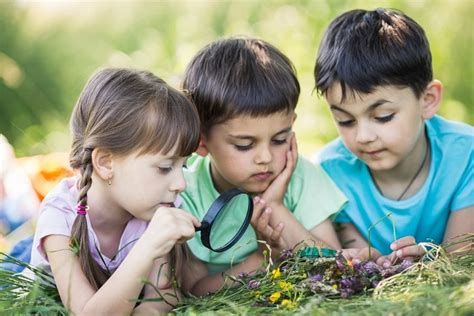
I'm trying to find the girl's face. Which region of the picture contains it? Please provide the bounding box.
[109,149,188,221]
[325,84,426,173]
[201,111,295,193]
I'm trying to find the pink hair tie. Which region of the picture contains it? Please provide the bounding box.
[76,204,88,216]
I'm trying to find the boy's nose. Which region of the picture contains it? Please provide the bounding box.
[355,124,376,143]
[254,146,272,164]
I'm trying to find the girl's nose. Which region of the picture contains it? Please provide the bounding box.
[170,169,186,193]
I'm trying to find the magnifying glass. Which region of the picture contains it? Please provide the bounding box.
[195,188,253,252]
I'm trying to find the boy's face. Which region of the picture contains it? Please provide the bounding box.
[325,84,426,172]
[201,111,295,193]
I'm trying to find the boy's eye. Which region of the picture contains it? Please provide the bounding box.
[375,113,395,123]
[272,138,288,145]
[234,144,253,151]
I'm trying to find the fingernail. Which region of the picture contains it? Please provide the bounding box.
[254,196,260,203]
[396,250,402,257]
[390,243,397,250]
[383,261,391,268]
[265,208,272,214]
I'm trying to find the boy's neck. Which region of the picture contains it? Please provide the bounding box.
[370,130,431,201]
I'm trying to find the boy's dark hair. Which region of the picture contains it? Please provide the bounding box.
[315,8,432,100]
[183,37,300,135]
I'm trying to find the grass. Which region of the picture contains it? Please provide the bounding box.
[0,235,472,315]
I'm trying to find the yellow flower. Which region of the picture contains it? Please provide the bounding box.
[254,291,262,299]
[278,281,294,291]
[269,291,281,303]
[281,299,296,309]
[271,268,281,279]
[332,284,338,289]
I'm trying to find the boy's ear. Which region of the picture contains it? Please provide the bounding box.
[195,134,209,157]
[91,148,114,181]
[420,80,443,119]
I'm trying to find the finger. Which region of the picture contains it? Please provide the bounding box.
[390,236,416,251]
[270,222,284,242]
[395,244,425,258]
[257,208,272,233]
[251,197,266,224]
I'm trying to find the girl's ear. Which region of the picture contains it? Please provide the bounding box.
[91,148,114,181]
[420,80,443,119]
[195,134,209,157]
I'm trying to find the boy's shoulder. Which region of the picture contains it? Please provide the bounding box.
[428,115,473,137]
[314,138,356,166]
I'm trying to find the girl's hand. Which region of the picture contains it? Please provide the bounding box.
[259,133,298,207]
[141,207,200,259]
[251,196,286,259]
[376,236,424,267]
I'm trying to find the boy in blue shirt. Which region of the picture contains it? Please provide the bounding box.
[314,8,473,266]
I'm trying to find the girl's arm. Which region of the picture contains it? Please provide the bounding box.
[132,255,182,315]
[45,207,199,315]
[44,234,158,315]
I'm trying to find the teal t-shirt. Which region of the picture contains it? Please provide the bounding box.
[180,155,347,273]
[316,115,474,255]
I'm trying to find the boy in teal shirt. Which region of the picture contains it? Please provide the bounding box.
[314,8,473,265]
[181,37,347,294]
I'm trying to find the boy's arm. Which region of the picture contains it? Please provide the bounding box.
[443,206,473,252]
[190,251,264,296]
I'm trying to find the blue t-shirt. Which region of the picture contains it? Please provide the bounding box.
[316,115,473,255]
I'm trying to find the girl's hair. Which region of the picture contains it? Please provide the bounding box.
[183,37,300,135]
[69,68,200,289]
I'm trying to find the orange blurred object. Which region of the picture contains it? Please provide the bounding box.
[17,152,75,201]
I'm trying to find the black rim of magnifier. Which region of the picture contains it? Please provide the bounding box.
[196,188,253,252]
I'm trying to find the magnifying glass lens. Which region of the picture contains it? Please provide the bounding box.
[209,193,250,250]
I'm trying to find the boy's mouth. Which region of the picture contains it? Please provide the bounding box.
[252,171,273,181]
[363,149,386,159]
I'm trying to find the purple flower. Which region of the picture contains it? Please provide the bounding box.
[279,249,293,261]
[248,279,260,289]
[237,272,249,279]
[361,261,382,275]
[309,274,323,282]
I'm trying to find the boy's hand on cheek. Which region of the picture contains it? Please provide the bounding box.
[259,133,298,209]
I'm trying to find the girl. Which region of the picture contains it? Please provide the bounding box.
[28,68,207,314]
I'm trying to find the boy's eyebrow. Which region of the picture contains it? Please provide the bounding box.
[229,127,292,139]
[330,99,391,114]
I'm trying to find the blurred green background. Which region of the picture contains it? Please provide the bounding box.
[1,0,472,158]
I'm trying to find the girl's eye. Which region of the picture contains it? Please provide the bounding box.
[272,138,287,145]
[337,119,355,127]
[375,113,395,123]
[158,167,172,174]
[234,144,253,151]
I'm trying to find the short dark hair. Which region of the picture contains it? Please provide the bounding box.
[315,8,432,101]
[183,37,300,134]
